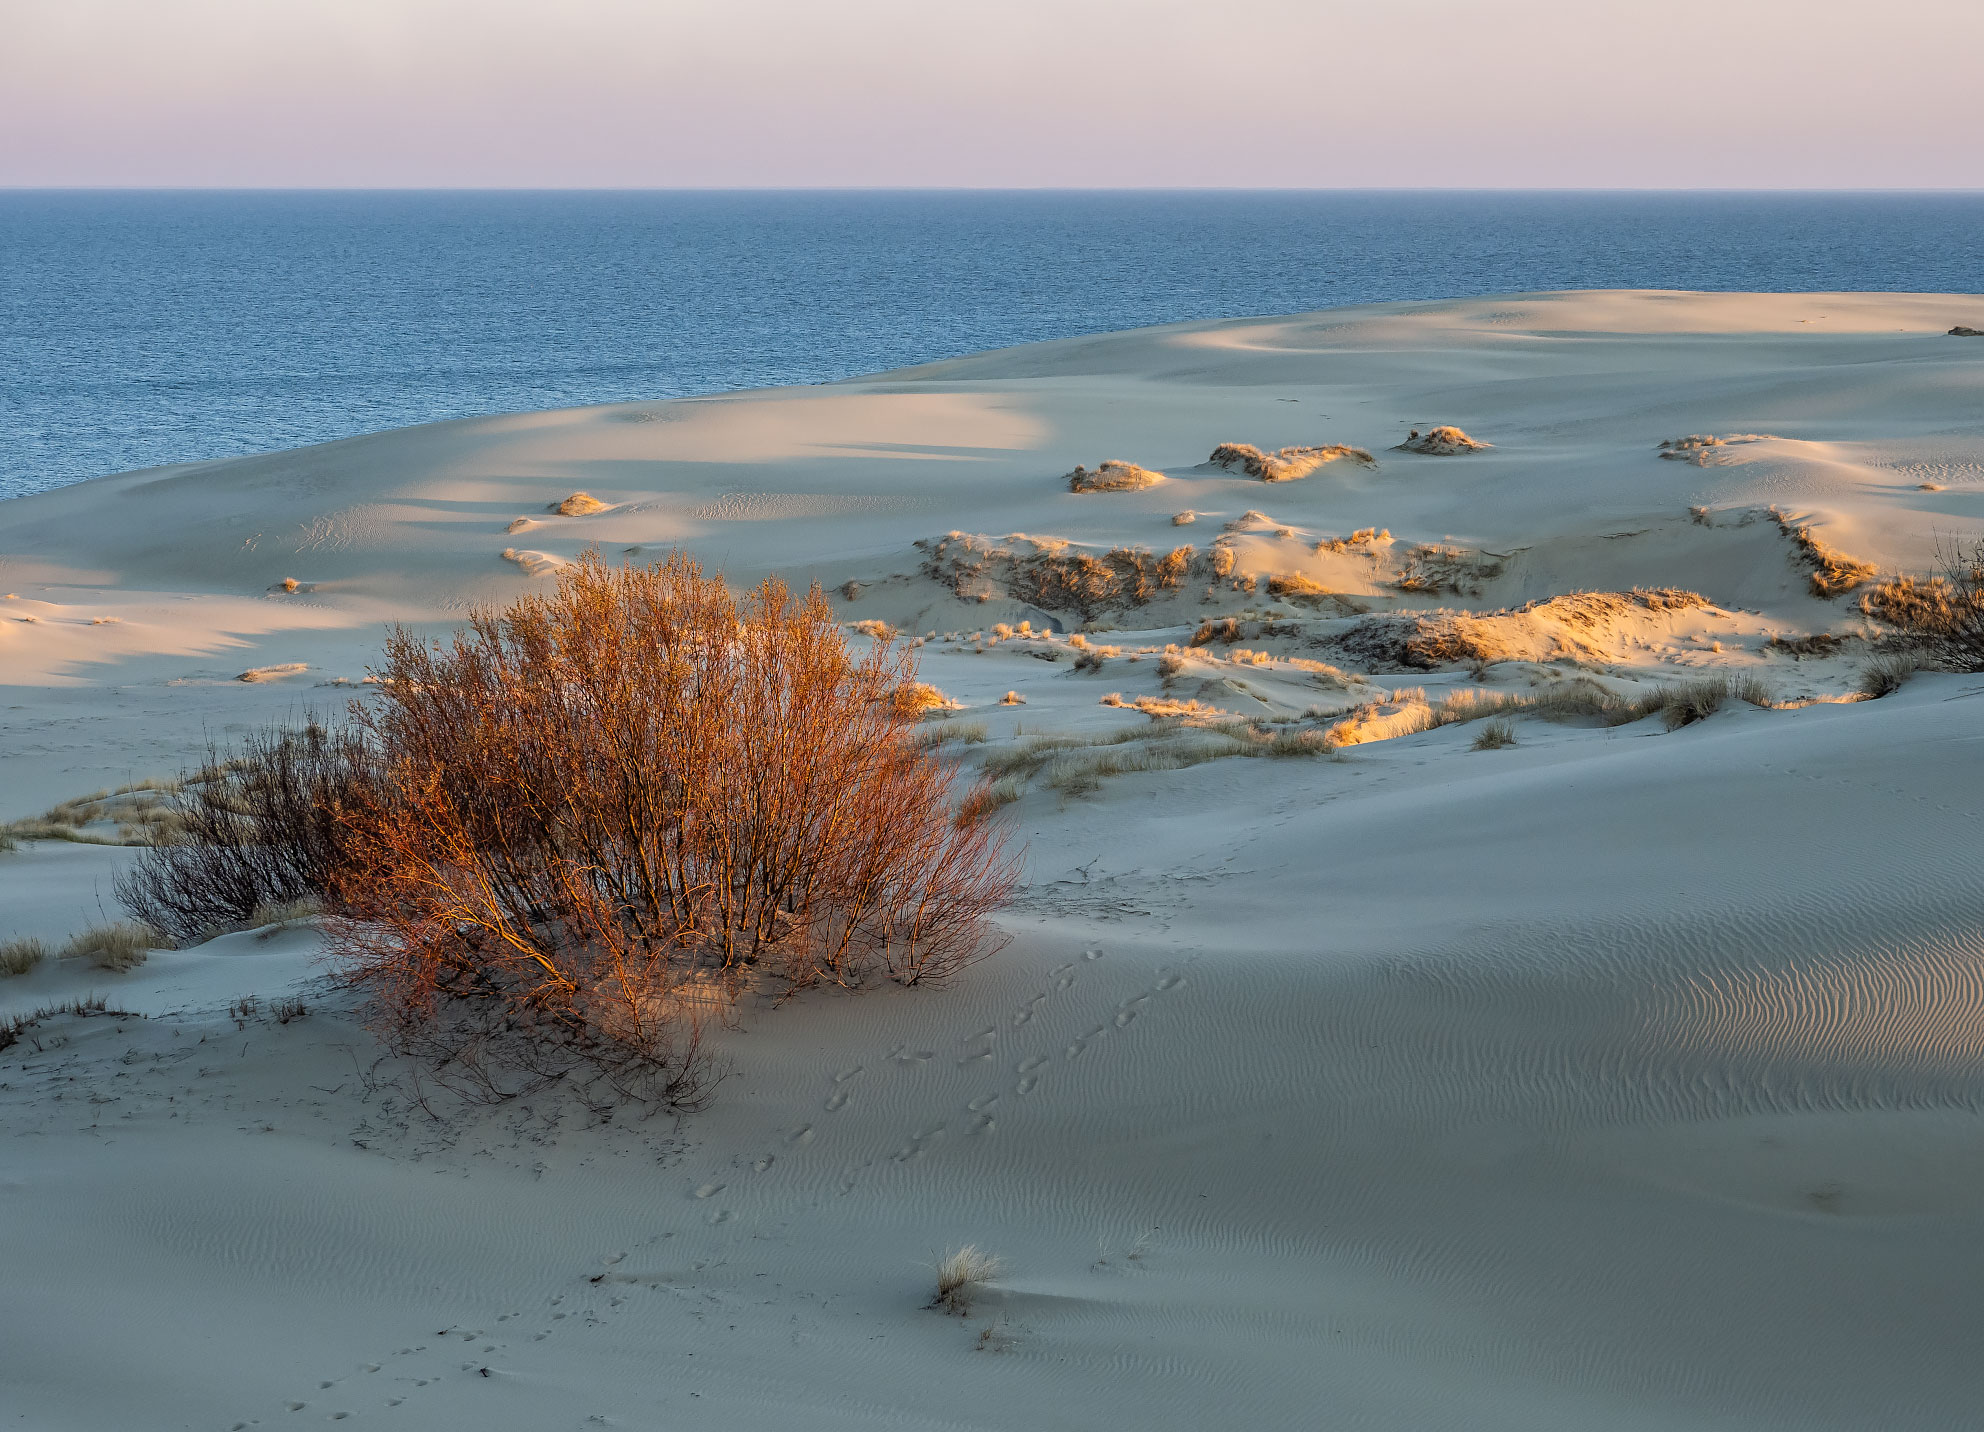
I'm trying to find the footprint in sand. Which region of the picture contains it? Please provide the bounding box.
[888,1045,935,1066]
[693,1182,724,1199]
[825,1087,854,1112]
[1083,948,1105,961]
[1053,962,1078,989]
[1018,1055,1050,1074]
[1156,971,1185,991]
[788,1124,815,1144]
[752,1154,775,1173]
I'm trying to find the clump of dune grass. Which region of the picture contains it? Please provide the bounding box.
[893,682,960,718]
[1472,719,1517,751]
[1768,507,1877,599]
[1395,426,1489,455]
[1858,651,1922,698]
[1000,690,1025,705]
[551,492,610,516]
[1209,443,1374,482]
[0,938,48,977]
[1066,460,1163,494]
[1264,573,1330,601]
[1860,537,1984,669]
[60,921,162,973]
[916,721,989,748]
[931,1245,1004,1315]
[1156,646,1187,679]
[1,994,143,1055]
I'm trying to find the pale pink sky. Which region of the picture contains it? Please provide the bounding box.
[4,0,1980,188]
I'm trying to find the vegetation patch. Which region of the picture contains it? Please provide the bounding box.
[1208,442,1375,482]
[1066,460,1164,493]
[1769,507,1878,598]
[1395,426,1489,455]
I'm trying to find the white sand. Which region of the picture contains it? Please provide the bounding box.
[3,290,1983,1429]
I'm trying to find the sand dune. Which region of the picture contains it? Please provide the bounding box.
[4,290,1984,1430]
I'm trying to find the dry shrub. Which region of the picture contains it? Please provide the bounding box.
[1,938,47,977]
[1860,537,1984,668]
[552,492,610,516]
[1395,426,1488,455]
[1156,647,1187,679]
[117,724,368,946]
[848,618,897,641]
[1770,508,1877,598]
[1066,460,1163,493]
[1472,719,1517,750]
[1208,442,1374,482]
[326,552,1019,1108]
[60,922,160,972]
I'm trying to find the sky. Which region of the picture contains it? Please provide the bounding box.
[4,0,1981,188]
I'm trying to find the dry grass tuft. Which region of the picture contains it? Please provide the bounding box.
[1156,646,1187,679]
[1066,460,1164,493]
[932,1246,1004,1314]
[1770,508,1877,598]
[1395,426,1488,455]
[1,995,142,1055]
[1190,617,1244,648]
[0,938,48,977]
[60,922,160,972]
[1208,442,1375,482]
[848,618,898,642]
[893,682,960,718]
[1472,718,1517,750]
[1315,527,1389,554]
[1860,537,1984,668]
[1000,690,1025,705]
[917,721,989,748]
[1858,651,1922,698]
[551,492,610,516]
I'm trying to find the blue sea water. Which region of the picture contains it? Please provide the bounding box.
[3,190,1982,501]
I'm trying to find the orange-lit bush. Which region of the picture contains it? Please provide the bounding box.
[328,551,1018,1107]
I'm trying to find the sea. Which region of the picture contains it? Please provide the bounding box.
[4,190,1982,501]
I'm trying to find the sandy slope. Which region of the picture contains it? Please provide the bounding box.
[4,291,1984,1430]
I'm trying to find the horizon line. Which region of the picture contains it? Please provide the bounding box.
[6,184,1984,196]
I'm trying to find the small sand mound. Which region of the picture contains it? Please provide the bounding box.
[1066,460,1164,493]
[549,492,610,516]
[921,533,1205,619]
[501,548,568,576]
[1656,434,1777,465]
[1208,443,1375,482]
[1394,426,1489,455]
[236,663,309,683]
[506,517,543,534]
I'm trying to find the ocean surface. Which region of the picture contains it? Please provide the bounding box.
[4,190,1983,501]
